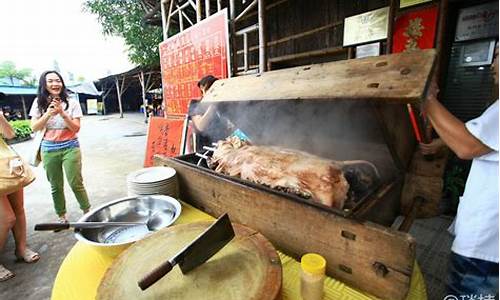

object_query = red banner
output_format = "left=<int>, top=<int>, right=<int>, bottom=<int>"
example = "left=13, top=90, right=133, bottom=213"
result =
left=144, top=117, right=184, bottom=167
left=392, top=6, right=438, bottom=53
left=159, top=9, right=229, bottom=116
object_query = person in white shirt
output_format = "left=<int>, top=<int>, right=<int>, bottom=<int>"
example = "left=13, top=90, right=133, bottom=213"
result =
left=422, top=44, right=499, bottom=297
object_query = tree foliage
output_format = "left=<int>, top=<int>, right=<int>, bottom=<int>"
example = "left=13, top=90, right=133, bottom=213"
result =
left=0, top=61, right=35, bottom=86
left=83, top=0, right=162, bottom=67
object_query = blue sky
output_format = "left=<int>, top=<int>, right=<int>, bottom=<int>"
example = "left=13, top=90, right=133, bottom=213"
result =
left=0, top=0, right=135, bottom=82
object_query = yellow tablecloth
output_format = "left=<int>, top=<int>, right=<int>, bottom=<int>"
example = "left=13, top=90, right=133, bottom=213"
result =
left=51, top=201, right=426, bottom=300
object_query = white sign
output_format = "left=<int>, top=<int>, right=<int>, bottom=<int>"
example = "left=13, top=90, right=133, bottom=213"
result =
left=343, top=7, right=389, bottom=47
left=356, top=43, right=381, bottom=58
left=455, top=2, right=499, bottom=42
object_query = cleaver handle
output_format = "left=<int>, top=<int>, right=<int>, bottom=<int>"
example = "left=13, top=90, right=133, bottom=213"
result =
left=34, top=223, right=70, bottom=231
left=138, top=260, right=174, bottom=290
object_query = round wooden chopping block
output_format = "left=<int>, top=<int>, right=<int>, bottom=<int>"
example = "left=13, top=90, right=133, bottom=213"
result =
left=97, top=221, right=282, bottom=300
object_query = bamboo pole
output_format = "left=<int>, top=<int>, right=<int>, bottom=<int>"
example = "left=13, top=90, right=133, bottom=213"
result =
left=196, top=0, right=201, bottom=22
left=205, top=0, right=210, bottom=17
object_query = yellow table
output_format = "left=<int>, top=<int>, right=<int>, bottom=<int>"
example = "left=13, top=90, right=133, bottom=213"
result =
left=52, top=202, right=426, bottom=300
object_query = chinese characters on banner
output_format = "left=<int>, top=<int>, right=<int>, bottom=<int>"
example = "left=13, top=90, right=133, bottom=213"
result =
left=159, top=9, right=229, bottom=116
left=392, top=6, right=438, bottom=53
left=144, top=117, right=184, bottom=167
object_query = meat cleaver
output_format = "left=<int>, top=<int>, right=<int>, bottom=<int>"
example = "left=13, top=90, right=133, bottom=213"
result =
left=137, top=213, right=235, bottom=290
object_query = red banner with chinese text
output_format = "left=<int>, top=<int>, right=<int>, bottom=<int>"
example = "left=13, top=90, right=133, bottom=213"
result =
left=392, top=6, right=438, bottom=53
left=159, top=9, right=229, bottom=116
left=144, top=117, right=184, bottom=167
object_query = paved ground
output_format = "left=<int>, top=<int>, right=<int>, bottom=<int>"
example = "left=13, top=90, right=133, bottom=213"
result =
left=0, top=112, right=452, bottom=300
left=0, top=113, right=148, bottom=300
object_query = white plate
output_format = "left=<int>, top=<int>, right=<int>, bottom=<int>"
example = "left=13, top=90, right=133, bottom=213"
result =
left=127, top=167, right=176, bottom=184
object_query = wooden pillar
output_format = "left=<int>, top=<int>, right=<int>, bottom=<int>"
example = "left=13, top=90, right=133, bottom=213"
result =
left=229, top=0, right=237, bottom=77
left=20, top=96, right=27, bottom=120
left=139, top=71, right=148, bottom=123
left=435, top=0, right=449, bottom=82
left=386, top=0, right=398, bottom=54
left=258, top=0, right=267, bottom=73
left=114, top=77, right=124, bottom=118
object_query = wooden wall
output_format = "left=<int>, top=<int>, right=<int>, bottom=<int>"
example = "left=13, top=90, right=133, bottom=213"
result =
left=234, top=0, right=389, bottom=69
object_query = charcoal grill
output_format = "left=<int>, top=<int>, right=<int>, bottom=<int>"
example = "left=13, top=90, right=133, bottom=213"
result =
left=155, top=49, right=436, bottom=300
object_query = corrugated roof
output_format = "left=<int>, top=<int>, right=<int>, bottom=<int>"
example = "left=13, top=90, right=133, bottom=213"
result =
left=0, top=85, right=37, bottom=95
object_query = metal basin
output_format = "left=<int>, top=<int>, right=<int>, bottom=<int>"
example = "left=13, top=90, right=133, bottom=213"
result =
left=75, top=195, right=181, bottom=257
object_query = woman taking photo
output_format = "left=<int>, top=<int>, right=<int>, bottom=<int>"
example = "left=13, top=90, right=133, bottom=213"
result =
left=0, top=111, right=39, bottom=282
left=30, top=71, right=91, bottom=223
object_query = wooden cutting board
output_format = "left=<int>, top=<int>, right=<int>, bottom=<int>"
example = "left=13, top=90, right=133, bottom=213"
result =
left=97, top=221, right=282, bottom=300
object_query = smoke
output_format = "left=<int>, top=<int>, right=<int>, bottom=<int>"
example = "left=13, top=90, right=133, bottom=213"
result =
left=205, top=99, right=400, bottom=181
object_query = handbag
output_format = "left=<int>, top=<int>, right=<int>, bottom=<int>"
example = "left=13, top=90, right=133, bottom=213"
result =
left=29, top=128, right=46, bottom=167
left=0, top=137, right=36, bottom=195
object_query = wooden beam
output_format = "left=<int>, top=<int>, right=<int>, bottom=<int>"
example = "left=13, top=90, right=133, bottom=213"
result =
left=234, top=0, right=257, bottom=22
left=20, top=96, right=27, bottom=120
left=386, top=0, right=398, bottom=54
left=203, top=49, right=437, bottom=104
left=139, top=71, right=148, bottom=122
left=229, top=0, right=237, bottom=77
left=258, top=0, right=266, bottom=73
left=238, top=0, right=288, bottom=22
left=114, top=77, right=124, bottom=118
left=236, top=20, right=343, bottom=56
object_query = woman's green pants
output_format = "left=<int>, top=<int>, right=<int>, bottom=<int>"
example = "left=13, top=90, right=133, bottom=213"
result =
left=42, top=147, right=90, bottom=216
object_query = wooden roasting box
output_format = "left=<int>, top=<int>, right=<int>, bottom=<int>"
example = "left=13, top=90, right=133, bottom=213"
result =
left=155, top=49, right=437, bottom=300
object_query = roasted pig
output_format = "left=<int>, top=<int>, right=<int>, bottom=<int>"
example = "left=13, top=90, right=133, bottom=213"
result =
left=207, top=137, right=350, bottom=209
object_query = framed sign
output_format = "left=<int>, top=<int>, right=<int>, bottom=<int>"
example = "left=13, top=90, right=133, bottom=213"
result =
left=343, top=7, right=389, bottom=47
left=144, top=117, right=184, bottom=167
left=159, top=9, right=230, bottom=117
left=355, top=42, right=380, bottom=58
left=400, top=0, right=432, bottom=9
left=392, top=6, right=438, bottom=53
left=460, top=39, right=496, bottom=67
left=455, top=2, right=499, bottom=42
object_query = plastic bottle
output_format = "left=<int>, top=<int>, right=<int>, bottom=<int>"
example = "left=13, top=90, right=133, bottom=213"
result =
left=300, top=253, right=326, bottom=300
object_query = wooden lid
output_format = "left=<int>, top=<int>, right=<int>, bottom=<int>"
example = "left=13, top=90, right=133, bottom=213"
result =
left=97, top=221, right=282, bottom=300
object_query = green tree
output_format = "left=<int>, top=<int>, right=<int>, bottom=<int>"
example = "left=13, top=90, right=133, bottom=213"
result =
left=0, top=61, right=34, bottom=86
left=83, top=0, right=162, bottom=67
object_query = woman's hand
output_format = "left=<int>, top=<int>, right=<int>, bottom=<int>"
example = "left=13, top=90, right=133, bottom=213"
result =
left=50, top=99, right=63, bottom=116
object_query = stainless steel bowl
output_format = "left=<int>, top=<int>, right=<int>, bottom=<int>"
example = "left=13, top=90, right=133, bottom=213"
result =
left=75, top=195, right=181, bottom=257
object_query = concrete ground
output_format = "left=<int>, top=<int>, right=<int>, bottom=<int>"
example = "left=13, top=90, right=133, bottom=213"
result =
left=0, top=113, right=148, bottom=300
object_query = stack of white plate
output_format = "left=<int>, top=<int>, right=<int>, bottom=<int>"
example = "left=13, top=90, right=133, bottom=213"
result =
left=127, top=167, right=178, bottom=198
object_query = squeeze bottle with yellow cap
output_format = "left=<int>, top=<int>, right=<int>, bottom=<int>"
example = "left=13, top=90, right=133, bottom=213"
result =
left=300, top=253, right=326, bottom=300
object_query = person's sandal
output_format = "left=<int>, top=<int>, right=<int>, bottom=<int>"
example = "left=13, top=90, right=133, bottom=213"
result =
left=0, top=264, right=14, bottom=282
left=15, top=248, right=40, bottom=264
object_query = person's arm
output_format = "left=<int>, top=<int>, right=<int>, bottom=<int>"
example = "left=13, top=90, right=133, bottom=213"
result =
left=191, top=105, right=217, bottom=133
left=0, top=112, right=15, bottom=139
left=31, top=110, right=54, bottom=132
left=423, top=82, right=492, bottom=160
left=60, top=112, right=81, bottom=132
